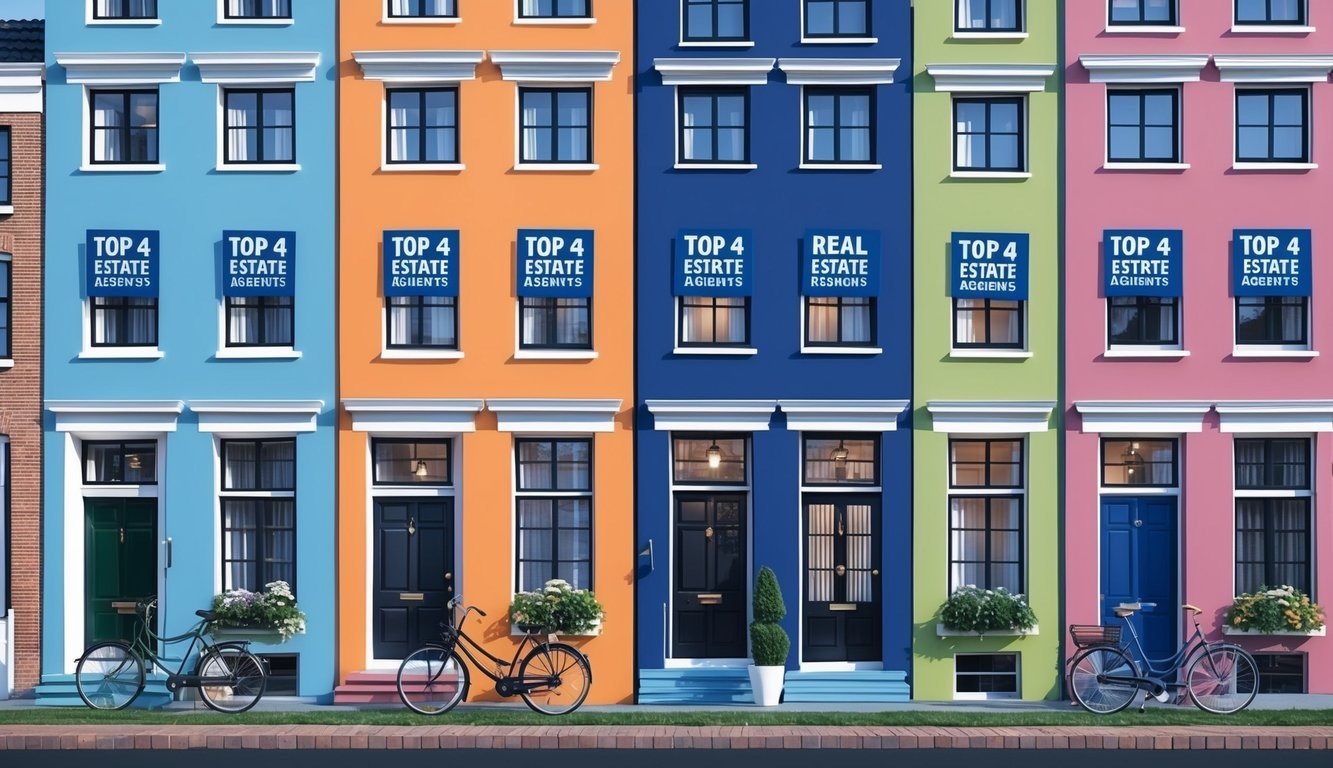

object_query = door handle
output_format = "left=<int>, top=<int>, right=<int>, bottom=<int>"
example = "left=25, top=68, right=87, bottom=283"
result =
left=444, top=572, right=453, bottom=581
left=408, top=517, right=417, bottom=536
left=835, top=564, right=847, bottom=577
left=871, top=569, right=879, bottom=576
left=166, top=537, right=173, bottom=568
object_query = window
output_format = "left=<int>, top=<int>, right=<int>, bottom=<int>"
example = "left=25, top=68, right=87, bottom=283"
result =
left=1235, top=438, right=1310, bottom=594
left=954, top=97, right=1023, bottom=172
left=515, top=439, right=592, bottom=591
left=226, top=296, right=292, bottom=348
left=949, top=439, right=1023, bottom=592
left=804, top=87, right=873, bottom=164
left=804, top=0, right=869, bottom=38
left=519, top=88, right=590, bottom=164
left=221, top=439, right=296, bottom=592
left=0, top=261, right=9, bottom=359
left=806, top=296, right=875, bottom=347
left=1109, top=0, right=1176, bottom=25
left=92, top=297, right=158, bottom=347
left=387, top=296, right=458, bottom=349
left=683, top=0, right=748, bottom=42
left=679, top=296, right=748, bottom=346
left=224, top=0, right=291, bottom=18
left=1108, top=89, right=1178, bottom=164
left=803, top=436, right=877, bottom=485
left=224, top=89, right=295, bottom=165
left=83, top=441, right=156, bottom=485
left=1109, top=296, right=1179, bottom=346
left=1235, top=0, right=1305, bottom=25
left=1101, top=439, right=1177, bottom=486
left=1236, top=296, right=1307, bottom=345
left=90, top=91, right=158, bottom=165
left=520, top=0, right=590, bottom=18
left=678, top=88, right=748, bottom=165
left=0, top=127, right=10, bottom=204
left=954, top=298, right=1022, bottom=348
left=387, top=0, right=456, bottom=17
left=520, top=297, right=590, bottom=349
left=955, top=654, right=1019, bottom=698
left=1236, top=89, right=1308, bottom=164
left=93, top=0, right=157, bottom=19
left=387, top=88, right=458, bottom=165
left=673, top=435, right=747, bottom=484
left=1253, top=653, right=1306, bottom=694
left=956, top=0, right=1022, bottom=32
left=372, top=439, right=451, bottom=486
left=257, top=654, right=299, bottom=696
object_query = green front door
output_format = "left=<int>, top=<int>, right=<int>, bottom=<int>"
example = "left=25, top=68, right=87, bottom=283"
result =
left=85, top=499, right=157, bottom=645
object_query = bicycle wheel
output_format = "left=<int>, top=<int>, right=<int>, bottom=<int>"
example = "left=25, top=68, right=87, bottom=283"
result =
left=398, top=646, right=468, bottom=715
left=196, top=646, right=268, bottom=714
left=518, top=642, right=592, bottom=716
left=1187, top=644, right=1258, bottom=714
left=75, top=641, right=145, bottom=711
left=1068, top=646, right=1139, bottom=714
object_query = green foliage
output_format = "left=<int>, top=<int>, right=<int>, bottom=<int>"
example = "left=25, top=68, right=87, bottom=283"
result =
left=1227, top=586, right=1325, bottom=633
left=752, top=565, right=786, bottom=623
left=939, top=585, right=1038, bottom=633
left=749, top=566, right=790, bottom=666
left=509, top=579, right=605, bottom=635
left=210, top=581, right=307, bottom=641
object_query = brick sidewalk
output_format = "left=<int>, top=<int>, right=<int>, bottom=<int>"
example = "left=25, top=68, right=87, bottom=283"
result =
left=0, top=725, right=1330, bottom=750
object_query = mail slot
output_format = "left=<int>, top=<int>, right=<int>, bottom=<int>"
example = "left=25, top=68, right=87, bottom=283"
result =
left=400, top=592, right=425, bottom=602
left=697, top=593, right=723, bottom=605
left=111, top=601, right=138, bottom=615
left=828, top=603, right=858, bottom=612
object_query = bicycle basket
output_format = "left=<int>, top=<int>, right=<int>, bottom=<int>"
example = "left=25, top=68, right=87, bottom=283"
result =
left=1069, top=624, right=1121, bottom=649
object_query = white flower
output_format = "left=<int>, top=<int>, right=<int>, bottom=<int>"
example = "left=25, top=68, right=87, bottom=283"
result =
left=1278, top=599, right=1290, bottom=607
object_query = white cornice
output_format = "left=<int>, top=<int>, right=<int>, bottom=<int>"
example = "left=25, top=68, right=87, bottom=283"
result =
left=343, top=398, right=484, bottom=434
left=489, top=50, right=620, bottom=82
left=1074, top=401, right=1212, bottom=434
left=1213, top=55, right=1333, bottom=83
left=486, top=398, right=622, bottom=433
left=654, top=58, right=776, bottom=86
left=1078, top=54, right=1210, bottom=83
left=777, top=400, right=910, bottom=432
left=55, top=52, right=186, bottom=85
left=0, top=63, right=44, bottom=113
left=777, top=58, right=900, bottom=85
left=189, top=400, right=323, bottom=434
left=352, top=50, right=486, bottom=83
left=46, top=400, right=184, bottom=434
left=645, top=400, right=778, bottom=431
left=1214, top=401, right=1333, bottom=433
left=191, top=51, right=321, bottom=84
left=925, top=63, right=1056, bottom=93
left=926, top=401, right=1056, bottom=434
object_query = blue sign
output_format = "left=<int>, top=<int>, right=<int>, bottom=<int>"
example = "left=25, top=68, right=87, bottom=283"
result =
left=517, top=229, right=593, bottom=298
left=383, top=230, right=459, bottom=298
left=86, top=230, right=159, bottom=298
left=1233, top=229, right=1311, bottom=297
left=801, top=229, right=880, bottom=297
left=673, top=229, right=752, bottom=297
left=1103, top=230, right=1182, bottom=298
left=223, top=230, right=295, bottom=297
left=951, top=233, right=1029, bottom=300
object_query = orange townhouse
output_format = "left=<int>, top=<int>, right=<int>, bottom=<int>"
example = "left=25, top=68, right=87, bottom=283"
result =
left=335, top=0, right=634, bottom=706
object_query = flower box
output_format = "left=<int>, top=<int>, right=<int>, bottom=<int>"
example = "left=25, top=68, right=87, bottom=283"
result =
left=508, top=579, right=605, bottom=638
left=209, top=626, right=291, bottom=645
left=509, top=625, right=602, bottom=639
left=936, top=623, right=1039, bottom=638
left=1221, top=625, right=1325, bottom=638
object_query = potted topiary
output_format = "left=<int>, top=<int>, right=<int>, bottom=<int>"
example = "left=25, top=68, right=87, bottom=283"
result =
left=748, top=566, right=789, bottom=706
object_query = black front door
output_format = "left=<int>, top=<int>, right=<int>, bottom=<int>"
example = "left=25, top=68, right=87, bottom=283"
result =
left=85, top=499, right=157, bottom=646
left=803, top=496, right=881, bottom=662
left=673, top=493, right=747, bottom=658
left=373, top=499, right=454, bottom=659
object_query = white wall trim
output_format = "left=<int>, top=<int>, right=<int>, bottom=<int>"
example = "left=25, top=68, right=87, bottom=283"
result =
left=0, top=63, right=45, bottom=114
left=189, top=400, right=323, bottom=434
left=1078, top=54, right=1210, bottom=83
left=46, top=400, right=184, bottom=435
left=1214, top=401, right=1333, bottom=433
left=191, top=51, right=321, bottom=84
left=351, top=50, right=485, bottom=83
left=343, top=398, right=484, bottom=434
left=925, top=63, right=1056, bottom=93
left=653, top=57, right=776, bottom=86
left=55, top=52, right=186, bottom=85
left=646, top=400, right=778, bottom=431
left=926, top=401, right=1056, bottom=434
left=777, top=400, right=909, bottom=432
left=489, top=50, right=620, bottom=82
left=776, top=58, right=900, bottom=85
left=1212, top=55, right=1333, bottom=83
left=1074, top=401, right=1211, bottom=434
left=486, top=398, right=621, bottom=433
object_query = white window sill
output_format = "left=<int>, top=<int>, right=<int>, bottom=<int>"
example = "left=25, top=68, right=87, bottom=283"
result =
left=800, top=346, right=883, bottom=355
left=512, top=163, right=599, bottom=172
left=951, top=31, right=1029, bottom=40
left=0, top=359, right=14, bottom=369
left=1232, top=162, right=1317, bottom=171
left=80, top=164, right=165, bottom=173
left=217, top=18, right=294, bottom=26
left=513, top=18, right=596, bottom=26
left=1230, top=25, right=1315, bottom=34
left=673, top=347, right=758, bottom=356
left=0, top=205, right=13, bottom=215
left=950, top=170, right=1032, bottom=180
left=677, top=41, right=756, bottom=48
left=1103, top=162, right=1189, bottom=171
left=380, top=163, right=465, bottom=173
left=381, top=17, right=460, bottom=25
left=88, top=19, right=162, bottom=26
left=215, top=163, right=302, bottom=173
left=1230, top=348, right=1319, bottom=359
left=1102, top=25, right=1185, bottom=34
left=948, top=350, right=1033, bottom=360
left=1103, top=349, right=1190, bottom=359
left=936, top=623, right=1039, bottom=637
left=674, top=162, right=757, bottom=170
left=800, top=37, right=879, bottom=45
left=214, top=347, right=302, bottom=360
left=79, top=348, right=165, bottom=360
left=380, top=349, right=464, bottom=360
left=513, top=349, right=598, bottom=360
left=799, top=163, right=882, bottom=171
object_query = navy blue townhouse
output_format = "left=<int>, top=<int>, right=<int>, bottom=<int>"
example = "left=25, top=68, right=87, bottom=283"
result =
left=635, top=0, right=913, bottom=704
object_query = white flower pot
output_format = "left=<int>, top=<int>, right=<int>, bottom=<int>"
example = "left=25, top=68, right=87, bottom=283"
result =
left=748, top=664, right=784, bottom=707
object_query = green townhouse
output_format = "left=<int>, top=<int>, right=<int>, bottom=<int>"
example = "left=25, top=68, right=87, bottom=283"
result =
left=911, top=0, right=1061, bottom=701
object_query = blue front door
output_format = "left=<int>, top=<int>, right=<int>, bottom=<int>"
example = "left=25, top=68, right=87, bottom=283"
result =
left=1100, top=497, right=1177, bottom=664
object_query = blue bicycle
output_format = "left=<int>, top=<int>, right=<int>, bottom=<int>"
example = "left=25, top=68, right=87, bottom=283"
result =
left=1067, top=602, right=1258, bottom=715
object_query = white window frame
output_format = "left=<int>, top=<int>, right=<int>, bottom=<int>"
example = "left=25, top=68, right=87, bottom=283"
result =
left=79, top=86, right=166, bottom=174
left=1231, top=433, right=1315, bottom=598
left=673, top=295, right=758, bottom=356
left=1231, top=0, right=1314, bottom=34
left=796, top=85, right=883, bottom=171
left=512, top=84, right=599, bottom=172
left=1104, top=295, right=1187, bottom=357
left=948, top=296, right=1032, bottom=359
left=954, top=652, right=1021, bottom=700
left=678, top=0, right=756, bottom=48
left=952, top=0, right=1029, bottom=40
left=214, top=435, right=298, bottom=596
left=1104, top=0, right=1184, bottom=34
left=512, top=435, right=595, bottom=596
left=799, top=0, right=878, bottom=45
left=217, top=0, right=294, bottom=26
left=798, top=295, right=883, bottom=355
left=947, top=93, right=1033, bottom=180
left=79, top=297, right=165, bottom=360
left=87, top=0, right=162, bottom=26
left=1232, top=293, right=1315, bottom=358
left=215, top=299, right=302, bottom=360
left=945, top=435, right=1029, bottom=598
left=383, top=0, right=460, bottom=24
left=514, top=0, right=596, bottom=25
left=381, top=85, right=465, bottom=172
left=1103, top=84, right=1188, bottom=171
left=1232, top=84, right=1316, bottom=172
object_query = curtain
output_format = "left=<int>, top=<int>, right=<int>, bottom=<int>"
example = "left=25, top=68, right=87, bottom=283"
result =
left=807, top=504, right=834, bottom=602
left=521, top=92, right=552, bottom=161
left=1281, top=297, right=1303, bottom=342
left=518, top=441, right=552, bottom=489
left=263, top=94, right=295, bottom=162
left=808, top=299, right=838, bottom=342
left=264, top=299, right=293, bottom=345
left=389, top=92, right=418, bottom=162
left=261, top=440, right=295, bottom=489
left=225, top=442, right=257, bottom=489
left=556, top=299, right=588, bottom=345
left=950, top=497, right=986, bottom=589
left=519, top=499, right=554, bottom=591
left=846, top=504, right=873, bottom=602
left=224, top=500, right=257, bottom=590
left=958, top=0, right=1017, bottom=28
left=988, top=498, right=1021, bottom=592
left=556, top=92, right=588, bottom=162
left=266, top=500, right=295, bottom=586
left=842, top=301, right=871, bottom=343
left=227, top=95, right=255, bottom=162
left=229, top=300, right=258, bottom=345
left=955, top=299, right=982, bottom=344
left=228, top=0, right=288, bottom=15
left=93, top=94, right=124, bottom=163
left=840, top=94, right=871, bottom=162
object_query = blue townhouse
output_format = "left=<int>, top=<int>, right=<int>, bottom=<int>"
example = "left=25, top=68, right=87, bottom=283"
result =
left=39, top=0, right=335, bottom=703
left=635, top=0, right=912, bottom=703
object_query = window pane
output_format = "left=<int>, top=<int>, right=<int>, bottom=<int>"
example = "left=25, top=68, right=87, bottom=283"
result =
left=673, top=437, right=747, bottom=483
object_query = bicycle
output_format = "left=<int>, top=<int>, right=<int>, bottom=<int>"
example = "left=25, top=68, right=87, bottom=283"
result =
left=1067, top=601, right=1258, bottom=715
left=74, top=598, right=268, bottom=713
left=396, top=594, right=592, bottom=716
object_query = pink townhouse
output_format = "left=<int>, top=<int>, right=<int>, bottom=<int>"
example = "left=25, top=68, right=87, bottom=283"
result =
left=1066, top=0, right=1333, bottom=696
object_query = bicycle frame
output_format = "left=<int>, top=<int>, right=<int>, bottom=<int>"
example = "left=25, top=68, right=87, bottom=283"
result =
left=1118, top=611, right=1209, bottom=679
left=420, top=603, right=563, bottom=698
left=121, top=600, right=251, bottom=688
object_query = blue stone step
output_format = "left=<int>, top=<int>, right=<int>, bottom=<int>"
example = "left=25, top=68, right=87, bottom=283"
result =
left=35, top=674, right=174, bottom=708
left=637, top=668, right=755, bottom=705
left=782, top=669, right=911, bottom=703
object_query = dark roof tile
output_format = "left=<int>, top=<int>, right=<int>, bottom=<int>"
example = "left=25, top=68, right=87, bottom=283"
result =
left=0, top=19, right=43, bottom=64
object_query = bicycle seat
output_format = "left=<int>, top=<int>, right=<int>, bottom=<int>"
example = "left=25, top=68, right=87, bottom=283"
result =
left=1114, top=602, right=1141, bottom=617
left=196, top=609, right=217, bottom=621
left=1181, top=604, right=1202, bottom=615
